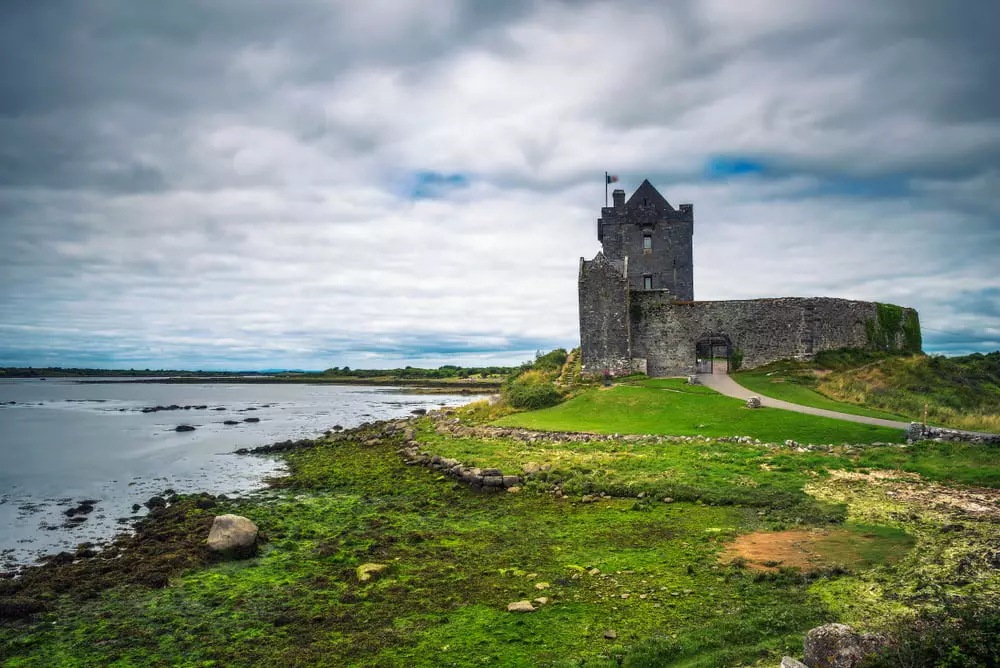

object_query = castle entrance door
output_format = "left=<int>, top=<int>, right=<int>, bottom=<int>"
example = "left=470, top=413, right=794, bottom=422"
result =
left=695, top=334, right=732, bottom=374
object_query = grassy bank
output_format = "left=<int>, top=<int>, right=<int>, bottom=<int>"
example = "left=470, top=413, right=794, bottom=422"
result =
left=495, top=378, right=904, bottom=444
left=3, top=404, right=999, bottom=666
left=733, top=351, right=1000, bottom=433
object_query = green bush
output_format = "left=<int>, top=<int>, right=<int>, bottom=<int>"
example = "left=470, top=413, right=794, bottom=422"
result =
left=502, top=369, right=564, bottom=409
left=530, top=348, right=569, bottom=372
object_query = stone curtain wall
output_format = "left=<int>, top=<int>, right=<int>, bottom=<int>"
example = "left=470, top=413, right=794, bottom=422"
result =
left=629, top=295, right=919, bottom=377
left=578, top=254, right=633, bottom=375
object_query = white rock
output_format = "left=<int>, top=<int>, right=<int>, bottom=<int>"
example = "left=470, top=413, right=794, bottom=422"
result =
left=206, top=514, right=258, bottom=554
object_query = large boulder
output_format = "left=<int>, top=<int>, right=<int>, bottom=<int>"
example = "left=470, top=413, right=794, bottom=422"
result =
left=207, top=514, right=258, bottom=557
left=746, top=396, right=762, bottom=409
left=804, top=623, right=884, bottom=668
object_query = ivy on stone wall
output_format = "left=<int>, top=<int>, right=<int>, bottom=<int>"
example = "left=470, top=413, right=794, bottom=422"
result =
left=866, top=303, right=922, bottom=354
left=730, top=348, right=744, bottom=371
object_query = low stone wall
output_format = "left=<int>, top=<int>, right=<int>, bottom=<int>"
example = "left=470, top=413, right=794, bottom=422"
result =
left=906, top=422, right=1000, bottom=445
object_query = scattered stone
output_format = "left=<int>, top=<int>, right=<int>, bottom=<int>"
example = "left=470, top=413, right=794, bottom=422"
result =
left=144, top=496, right=166, bottom=510
left=507, top=486, right=521, bottom=494
left=620, top=593, right=630, bottom=599
left=482, top=475, right=504, bottom=488
left=174, top=425, right=196, bottom=432
left=411, top=408, right=427, bottom=415
left=64, top=501, right=97, bottom=517
left=534, top=582, right=550, bottom=590
left=507, top=600, right=535, bottom=612
left=332, top=424, right=343, bottom=431
left=356, top=563, right=388, bottom=582
left=588, top=568, right=600, bottom=576
left=603, top=630, right=617, bottom=639
left=781, top=658, right=808, bottom=668
left=746, top=396, right=762, bottom=409
left=804, top=623, right=885, bottom=668
left=131, top=503, right=141, bottom=513
left=785, top=439, right=799, bottom=448
left=533, top=597, right=550, bottom=605
left=206, top=514, right=259, bottom=557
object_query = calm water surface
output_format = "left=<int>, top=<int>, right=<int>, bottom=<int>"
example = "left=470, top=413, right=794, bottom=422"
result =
left=0, top=378, right=477, bottom=568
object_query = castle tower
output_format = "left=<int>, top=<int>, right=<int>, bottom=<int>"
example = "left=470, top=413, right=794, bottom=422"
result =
left=597, top=179, right=694, bottom=299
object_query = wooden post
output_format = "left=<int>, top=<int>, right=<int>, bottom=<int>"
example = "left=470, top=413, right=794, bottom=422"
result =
left=923, top=403, right=928, bottom=429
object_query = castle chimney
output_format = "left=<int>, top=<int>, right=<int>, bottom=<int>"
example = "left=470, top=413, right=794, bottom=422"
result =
left=612, top=189, right=625, bottom=209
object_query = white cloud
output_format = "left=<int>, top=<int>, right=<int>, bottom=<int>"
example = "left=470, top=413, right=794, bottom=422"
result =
left=0, top=0, right=997, bottom=368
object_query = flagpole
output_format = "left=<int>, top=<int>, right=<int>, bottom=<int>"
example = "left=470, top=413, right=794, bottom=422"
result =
left=605, top=171, right=608, bottom=208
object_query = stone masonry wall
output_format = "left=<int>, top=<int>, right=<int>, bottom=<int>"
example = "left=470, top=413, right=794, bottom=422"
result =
left=578, top=254, right=632, bottom=376
left=629, top=295, right=919, bottom=377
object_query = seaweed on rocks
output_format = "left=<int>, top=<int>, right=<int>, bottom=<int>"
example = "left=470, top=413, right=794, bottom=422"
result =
left=0, top=494, right=228, bottom=619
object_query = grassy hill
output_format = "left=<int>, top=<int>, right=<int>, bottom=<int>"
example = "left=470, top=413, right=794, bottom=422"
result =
left=734, top=350, right=1000, bottom=433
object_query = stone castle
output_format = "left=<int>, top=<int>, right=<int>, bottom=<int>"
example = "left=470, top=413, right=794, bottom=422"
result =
left=578, top=180, right=922, bottom=377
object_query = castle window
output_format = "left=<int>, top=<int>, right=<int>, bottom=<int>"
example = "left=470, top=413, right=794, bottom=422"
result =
left=643, top=275, right=653, bottom=290
left=643, top=234, right=652, bottom=250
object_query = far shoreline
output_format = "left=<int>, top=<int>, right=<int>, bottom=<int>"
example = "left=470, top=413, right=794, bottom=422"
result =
left=72, top=376, right=501, bottom=393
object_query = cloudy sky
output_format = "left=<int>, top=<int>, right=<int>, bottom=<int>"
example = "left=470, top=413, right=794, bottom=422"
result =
left=1, top=0, right=998, bottom=370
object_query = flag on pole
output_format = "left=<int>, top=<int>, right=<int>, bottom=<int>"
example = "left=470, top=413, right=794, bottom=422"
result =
left=606, top=174, right=619, bottom=184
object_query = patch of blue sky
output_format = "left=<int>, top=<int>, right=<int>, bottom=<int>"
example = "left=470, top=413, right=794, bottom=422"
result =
left=703, top=156, right=768, bottom=179
left=408, top=171, right=470, bottom=199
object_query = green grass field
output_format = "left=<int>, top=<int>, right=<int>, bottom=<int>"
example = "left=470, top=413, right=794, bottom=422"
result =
left=4, top=413, right=1000, bottom=666
left=732, top=370, right=911, bottom=422
left=495, top=378, right=904, bottom=444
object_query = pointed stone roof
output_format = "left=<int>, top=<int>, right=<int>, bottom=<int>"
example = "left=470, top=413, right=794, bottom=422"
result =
left=626, top=179, right=673, bottom=211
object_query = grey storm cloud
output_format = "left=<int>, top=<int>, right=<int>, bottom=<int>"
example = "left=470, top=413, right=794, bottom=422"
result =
left=0, top=0, right=998, bottom=369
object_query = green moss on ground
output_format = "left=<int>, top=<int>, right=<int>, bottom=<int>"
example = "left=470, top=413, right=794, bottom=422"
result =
left=1, top=432, right=837, bottom=667
left=494, top=379, right=903, bottom=444
left=3, top=410, right=999, bottom=667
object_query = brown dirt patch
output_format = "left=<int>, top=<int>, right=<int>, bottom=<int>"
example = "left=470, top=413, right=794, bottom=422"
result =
left=719, top=528, right=893, bottom=573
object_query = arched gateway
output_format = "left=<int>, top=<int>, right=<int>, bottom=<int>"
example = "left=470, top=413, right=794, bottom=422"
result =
left=695, top=333, right=732, bottom=374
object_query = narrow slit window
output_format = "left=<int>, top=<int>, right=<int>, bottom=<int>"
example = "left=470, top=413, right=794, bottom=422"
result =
left=643, top=276, right=653, bottom=290
left=643, top=234, right=652, bottom=250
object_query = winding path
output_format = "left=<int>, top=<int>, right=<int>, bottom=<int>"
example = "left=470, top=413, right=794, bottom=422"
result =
left=696, top=369, right=913, bottom=430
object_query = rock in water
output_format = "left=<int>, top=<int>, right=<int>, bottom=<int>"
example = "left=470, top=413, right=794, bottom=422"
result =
left=804, top=623, right=884, bottom=668
left=506, top=600, right=535, bottom=612
left=207, top=514, right=259, bottom=557
left=175, top=425, right=196, bottom=432
left=356, top=563, right=387, bottom=582
left=746, top=396, right=761, bottom=409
